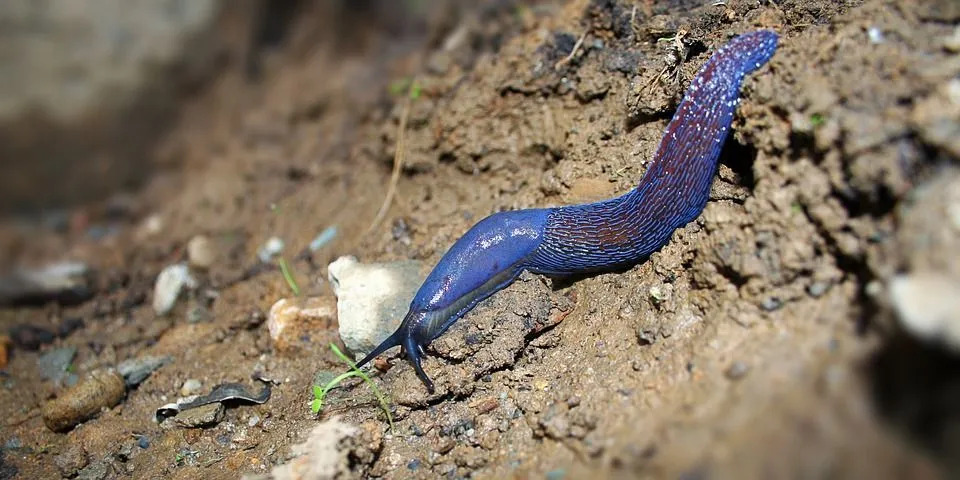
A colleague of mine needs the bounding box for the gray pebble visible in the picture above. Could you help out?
[761,297,782,311]
[807,282,829,297]
[76,461,109,480]
[725,361,750,380]
[172,402,224,428]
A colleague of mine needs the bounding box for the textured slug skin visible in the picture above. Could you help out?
[356,30,779,391]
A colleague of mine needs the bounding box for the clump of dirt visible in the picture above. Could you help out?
[1,0,959,478]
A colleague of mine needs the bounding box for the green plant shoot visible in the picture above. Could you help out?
[278,257,300,296]
[311,343,393,430]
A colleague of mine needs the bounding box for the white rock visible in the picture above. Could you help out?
[269,418,359,480]
[152,263,196,316]
[890,273,960,352]
[180,378,202,396]
[327,256,424,359]
[186,235,216,269]
[257,236,285,263]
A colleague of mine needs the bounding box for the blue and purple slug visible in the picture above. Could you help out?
[355,30,779,391]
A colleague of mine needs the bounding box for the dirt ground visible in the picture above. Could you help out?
[2,0,960,478]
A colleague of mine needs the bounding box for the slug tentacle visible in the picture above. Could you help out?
[351,30,779,391]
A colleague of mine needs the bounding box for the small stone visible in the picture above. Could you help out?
[172,402,225,428]
[248,413,261,427]
[8,324,55,350]
[137,436,150,449]
[186,303,212,324]
[761,297,782,312]
[187,235,216,269]
[152,263,196,316]
[138,215,163,238]
[180,379,202,396]
[0,335,8,369]
[116,355,171,387]
[890,273,960,352]
[807,282,830,298]
[546,469,567,480]
[945,26,960,53]
[327,256,425,358]
[36,346,76,383]
[0,262,92,307]
[725,361,750,380]
[54,443,88,477]
[76,461,109,480]
[268,296,337,352]
[257,237,285,263]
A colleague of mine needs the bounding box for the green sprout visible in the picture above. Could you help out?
[278,257,301,296]
[809,112,825,127]
[311,343,393,430]
[388,77,421,100]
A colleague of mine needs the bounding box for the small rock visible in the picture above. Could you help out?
[248,413,261,427]
[8,324,56,350]
[186,302,212,324]
[945,25,960,53]
[327,256,425,358]
[137,436,150,449]
[36,346,76,383]
[546,469,567,480]
[761,297,782,312]
[54,443,88,477]
[76,461,109,480]
[890,273,960,352]
[267,418,360,479]
[267,296,337,352]
[807,282,830,298]
[0,262,92,307]
[42,369,126,432]
[187,235,216,269]
[180,379,202,396]
[725,361,750,380]
[649,285,670,304]
[172,402,225,428]
[117,355,171,387]
[152,264,196,316]
[0,335,8,369]
[257,237,285,263]
[138,214,164,238]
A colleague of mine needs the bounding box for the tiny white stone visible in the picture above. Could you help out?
[153,263,196,316]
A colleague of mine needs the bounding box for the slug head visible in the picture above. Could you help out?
[354,311,436,393]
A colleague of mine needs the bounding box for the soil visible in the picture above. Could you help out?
[2,0,959,478]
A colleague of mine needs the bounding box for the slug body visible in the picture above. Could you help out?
[356,30,779,391]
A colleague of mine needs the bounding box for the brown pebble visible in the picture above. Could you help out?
[0,334,9,369]
[41,369,125,432]
[373,356,392,371]
[469,397,499,415]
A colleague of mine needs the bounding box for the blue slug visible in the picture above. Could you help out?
[356,30,779,391]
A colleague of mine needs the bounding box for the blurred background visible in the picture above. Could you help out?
[1,1,959,479]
